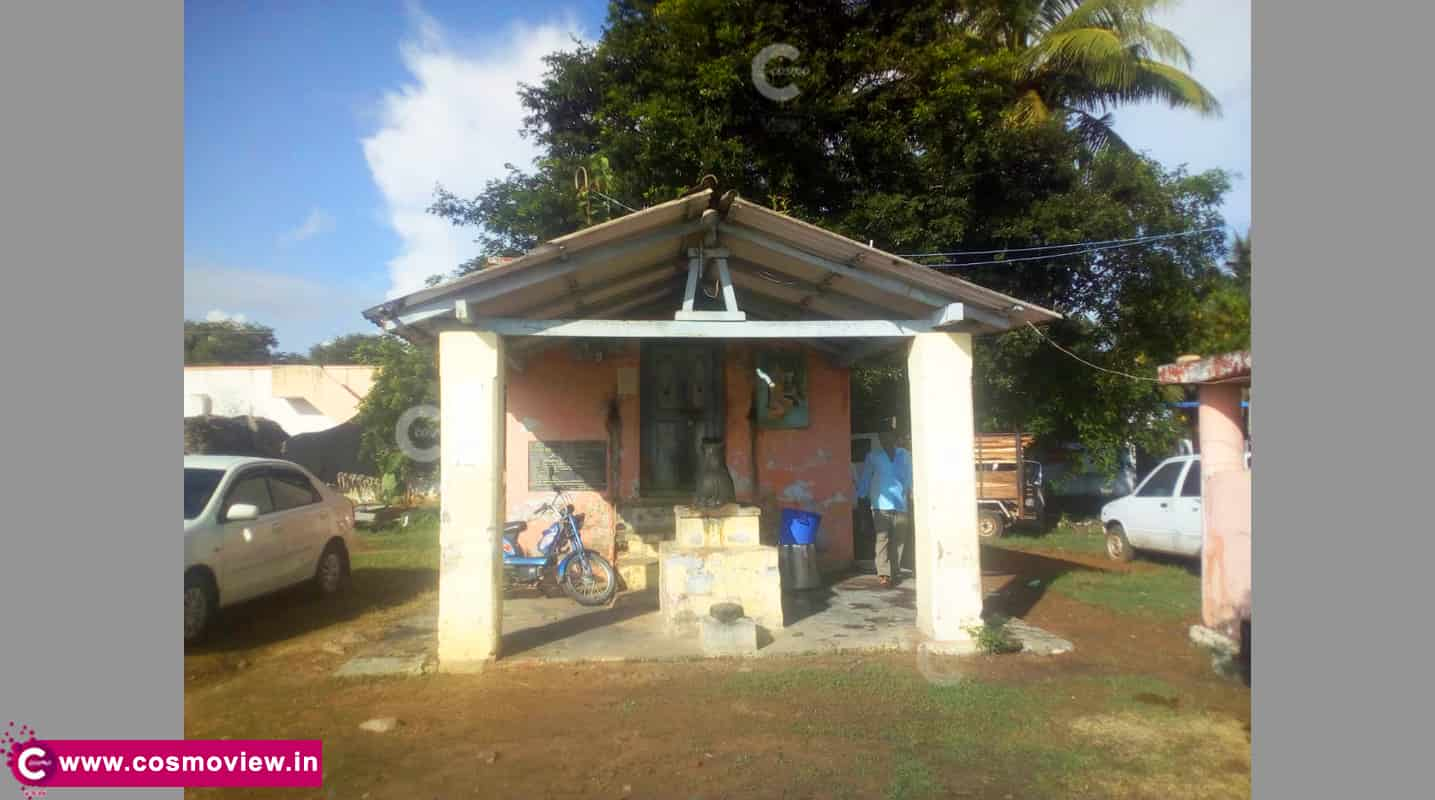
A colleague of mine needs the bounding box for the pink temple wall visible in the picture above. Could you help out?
[502,342,853,568]
[503,344,639,557]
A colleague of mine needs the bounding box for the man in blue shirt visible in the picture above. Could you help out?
[856,424,913,588]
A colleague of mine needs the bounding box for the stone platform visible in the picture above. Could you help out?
[659,504,783,634]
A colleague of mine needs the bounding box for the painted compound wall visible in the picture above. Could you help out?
[183,365,375,436]
[502,342,854,569]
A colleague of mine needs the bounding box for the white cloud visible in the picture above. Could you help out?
[280,208,337,244]
[362,9,587,298]
[205,309,248,324]
[1113,0,1252,234]
[185,263,378,350]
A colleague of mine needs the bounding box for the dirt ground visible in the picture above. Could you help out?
[184,536,1249,799]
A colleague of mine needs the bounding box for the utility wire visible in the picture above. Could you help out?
[1024,321,1163,383]
[1025,322,1250,385]
[591,189,640,213]
[899,226,1222,258]
[903,227,1222,268]
[919,230,1218,269]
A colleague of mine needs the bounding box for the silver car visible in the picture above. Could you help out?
[183,455,356,643]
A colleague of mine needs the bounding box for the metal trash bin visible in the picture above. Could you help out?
[782,543,820,590]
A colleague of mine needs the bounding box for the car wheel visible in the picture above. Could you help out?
[184,569,217,645]
[1106,523,1135,562]
[313,540,349,597]
[978,511,1007,539]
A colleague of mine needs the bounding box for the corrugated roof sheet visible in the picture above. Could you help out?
[361,188,1060,337]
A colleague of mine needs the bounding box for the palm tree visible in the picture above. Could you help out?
[961,0,1222,151]
[1227,231,1250,290]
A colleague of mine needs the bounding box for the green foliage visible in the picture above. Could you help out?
[183,319,278,365]
[309,333,384,365]
[850,353,907,431]
[429,160,594,273]
[378,472,402,506]
[967,154,1241,473]
[961,0,1221,152]
[351,335,438,488]
[967,614,1024,655]
[423,0,1248,472]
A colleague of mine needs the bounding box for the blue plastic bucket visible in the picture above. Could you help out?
[780,508,821,546]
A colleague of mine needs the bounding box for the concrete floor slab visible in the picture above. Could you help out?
[333,571,1071,676]
[335,655,429,678]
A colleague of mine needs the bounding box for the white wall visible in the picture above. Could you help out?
[183,367,339,436]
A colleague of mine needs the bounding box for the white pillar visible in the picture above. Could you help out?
[908,332,983,652]
[436,330,506,671]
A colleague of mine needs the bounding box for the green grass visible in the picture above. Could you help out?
[351,506,440,571]
[994,523,1202,621]
[721,664,1118,795]
[998,524,1109,555]
[885,753,937,799]
[719,662,931,702]
[715,660,1244,795]
[1045,565,1200,620]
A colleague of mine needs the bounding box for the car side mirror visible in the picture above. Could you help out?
[226,503,260,522]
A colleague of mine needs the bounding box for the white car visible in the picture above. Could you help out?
[183,455,356,643]
[1099,452,1248,562]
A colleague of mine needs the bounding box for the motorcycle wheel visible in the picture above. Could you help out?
[560,552,617,606]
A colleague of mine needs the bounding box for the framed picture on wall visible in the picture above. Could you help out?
[754,349,809,429]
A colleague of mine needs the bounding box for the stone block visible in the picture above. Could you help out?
[673,504,762,548]
[701,616,758,656]
[676,525,709,548]
[619,532,661,559]
[618,556,659,592]
[658,543,783,634]
[335,655,429,678]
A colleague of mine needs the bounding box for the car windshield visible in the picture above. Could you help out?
[184,468,226,520]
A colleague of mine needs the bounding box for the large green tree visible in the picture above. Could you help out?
[350,336,439,488]
[309,333,385,365]
[425,0,1246,471]
[183,320,277,365]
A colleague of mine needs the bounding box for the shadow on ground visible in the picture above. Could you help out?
[186,567,436,654]
[980,545,1099,619]
[501,589,660,658]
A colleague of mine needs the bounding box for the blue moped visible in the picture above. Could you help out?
[502,486,617,606]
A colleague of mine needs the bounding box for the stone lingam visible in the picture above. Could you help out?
[659,436,782,636]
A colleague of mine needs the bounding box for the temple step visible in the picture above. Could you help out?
[617,555,659,592]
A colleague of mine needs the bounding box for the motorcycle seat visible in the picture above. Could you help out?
[503,521,528,537]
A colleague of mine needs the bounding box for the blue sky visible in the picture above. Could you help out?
[184,0,1251,352]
